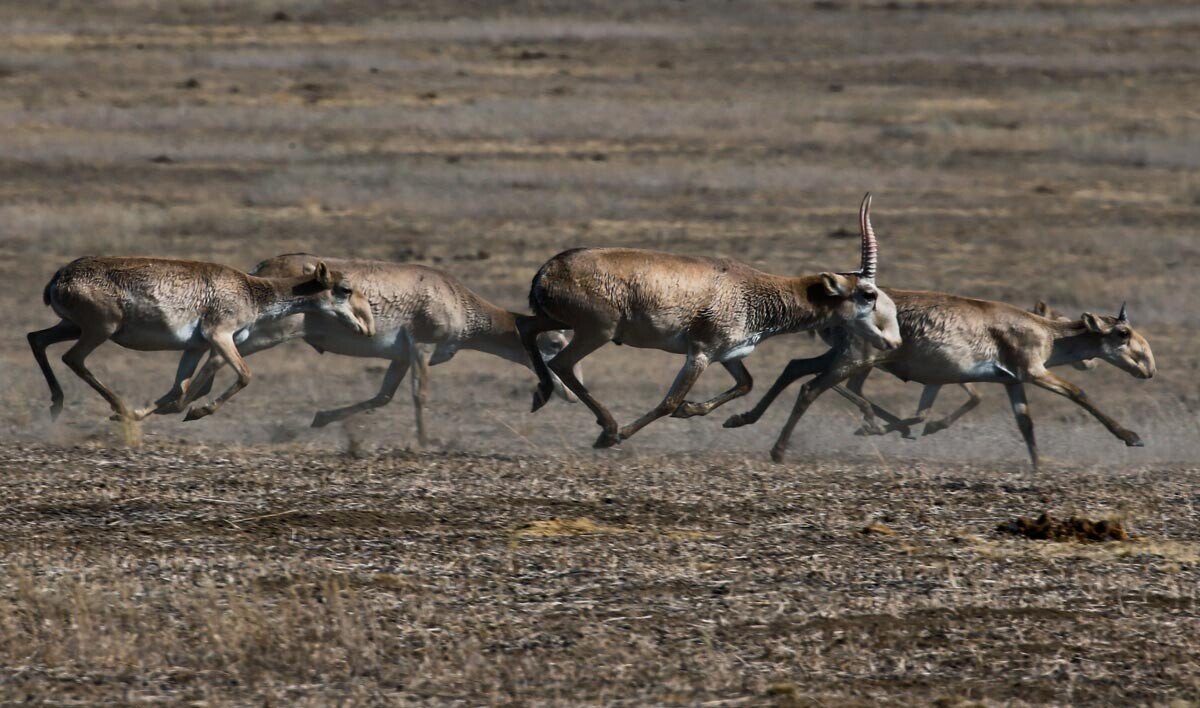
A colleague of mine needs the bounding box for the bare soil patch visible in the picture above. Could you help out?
[1,444,1198,704]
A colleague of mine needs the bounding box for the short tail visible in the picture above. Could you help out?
[528,259,554,315]
[528,248,584,315]
[43,267,65,306]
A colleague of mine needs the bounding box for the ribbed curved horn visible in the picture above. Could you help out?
[858,192,877,281]
[1118,301,1128,322]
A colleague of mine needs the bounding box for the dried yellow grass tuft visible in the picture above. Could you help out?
[512,516,631,538]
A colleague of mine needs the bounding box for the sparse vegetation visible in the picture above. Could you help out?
[1,445,1198,704]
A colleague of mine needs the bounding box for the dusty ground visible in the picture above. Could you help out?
[2,445,1199,705]
[0,0,1198,704]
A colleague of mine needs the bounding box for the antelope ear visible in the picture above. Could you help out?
[1081,312,1110,334]
[314,261,334,290]
[1033,301,1049,316]
[819,273,849,298]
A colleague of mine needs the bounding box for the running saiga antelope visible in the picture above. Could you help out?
[724,291,1154,468]
[517,194,902,448]
[824,300,1099,439]
[28,256,374,422]
[161,254,580,445]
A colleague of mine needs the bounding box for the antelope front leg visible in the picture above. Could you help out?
[771,363,867,463]
[175,353,223,412]
[671,360,752,418]
[184,332,252,421]
[1030,371,1143,447]
[835,369,901,436]
[891,384,941,437]
[923,383,981,436]
[126,348,205,420]
[617,353,709,442]
[1006,383,1039,470]
[866,383,942,438]
[724,350,837,429]
[311,357,410,429]
[409,346,432,446]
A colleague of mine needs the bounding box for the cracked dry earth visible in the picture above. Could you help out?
[0,442,1196,705]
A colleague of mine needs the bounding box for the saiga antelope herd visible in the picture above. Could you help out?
[28,195,1155,469]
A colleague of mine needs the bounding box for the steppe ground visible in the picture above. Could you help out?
[0,0,1198,704]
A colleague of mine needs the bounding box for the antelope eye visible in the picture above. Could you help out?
[1115,326,1131,340]
[334,284,351,297]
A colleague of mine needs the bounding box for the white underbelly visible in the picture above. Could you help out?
[894,359,1018,385]
[718,334,763,362]
[961,360,1018,382]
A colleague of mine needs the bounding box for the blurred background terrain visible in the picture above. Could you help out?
[0,0,1195,461]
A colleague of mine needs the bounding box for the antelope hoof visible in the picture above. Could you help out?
[671,402,704,419]
[183,405,213,422]
[723,413,749,429]
[152,391,179,407]
[107,407,138,423]
[854,422,888,437]
[530,387,552,413]
[1123,431,1144,447]
[50,399,64,422]
[923,421,948,436]
[155,400,186,416]
[135,408,158,420]
[311,411,334,428]
[593,430,621,449]
[769,446,787,464]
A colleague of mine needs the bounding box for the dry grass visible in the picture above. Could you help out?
[0,0,1198,703]
[1,444,1198,704]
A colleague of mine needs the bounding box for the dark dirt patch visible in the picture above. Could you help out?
[998,512,1129,542]
[232,508,436,532]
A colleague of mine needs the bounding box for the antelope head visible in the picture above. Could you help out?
[821,193,901,351]
[299,262,376,338]
[1034,300,1096,371]
[1081,302,1155,379]
[536,330,581,402]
